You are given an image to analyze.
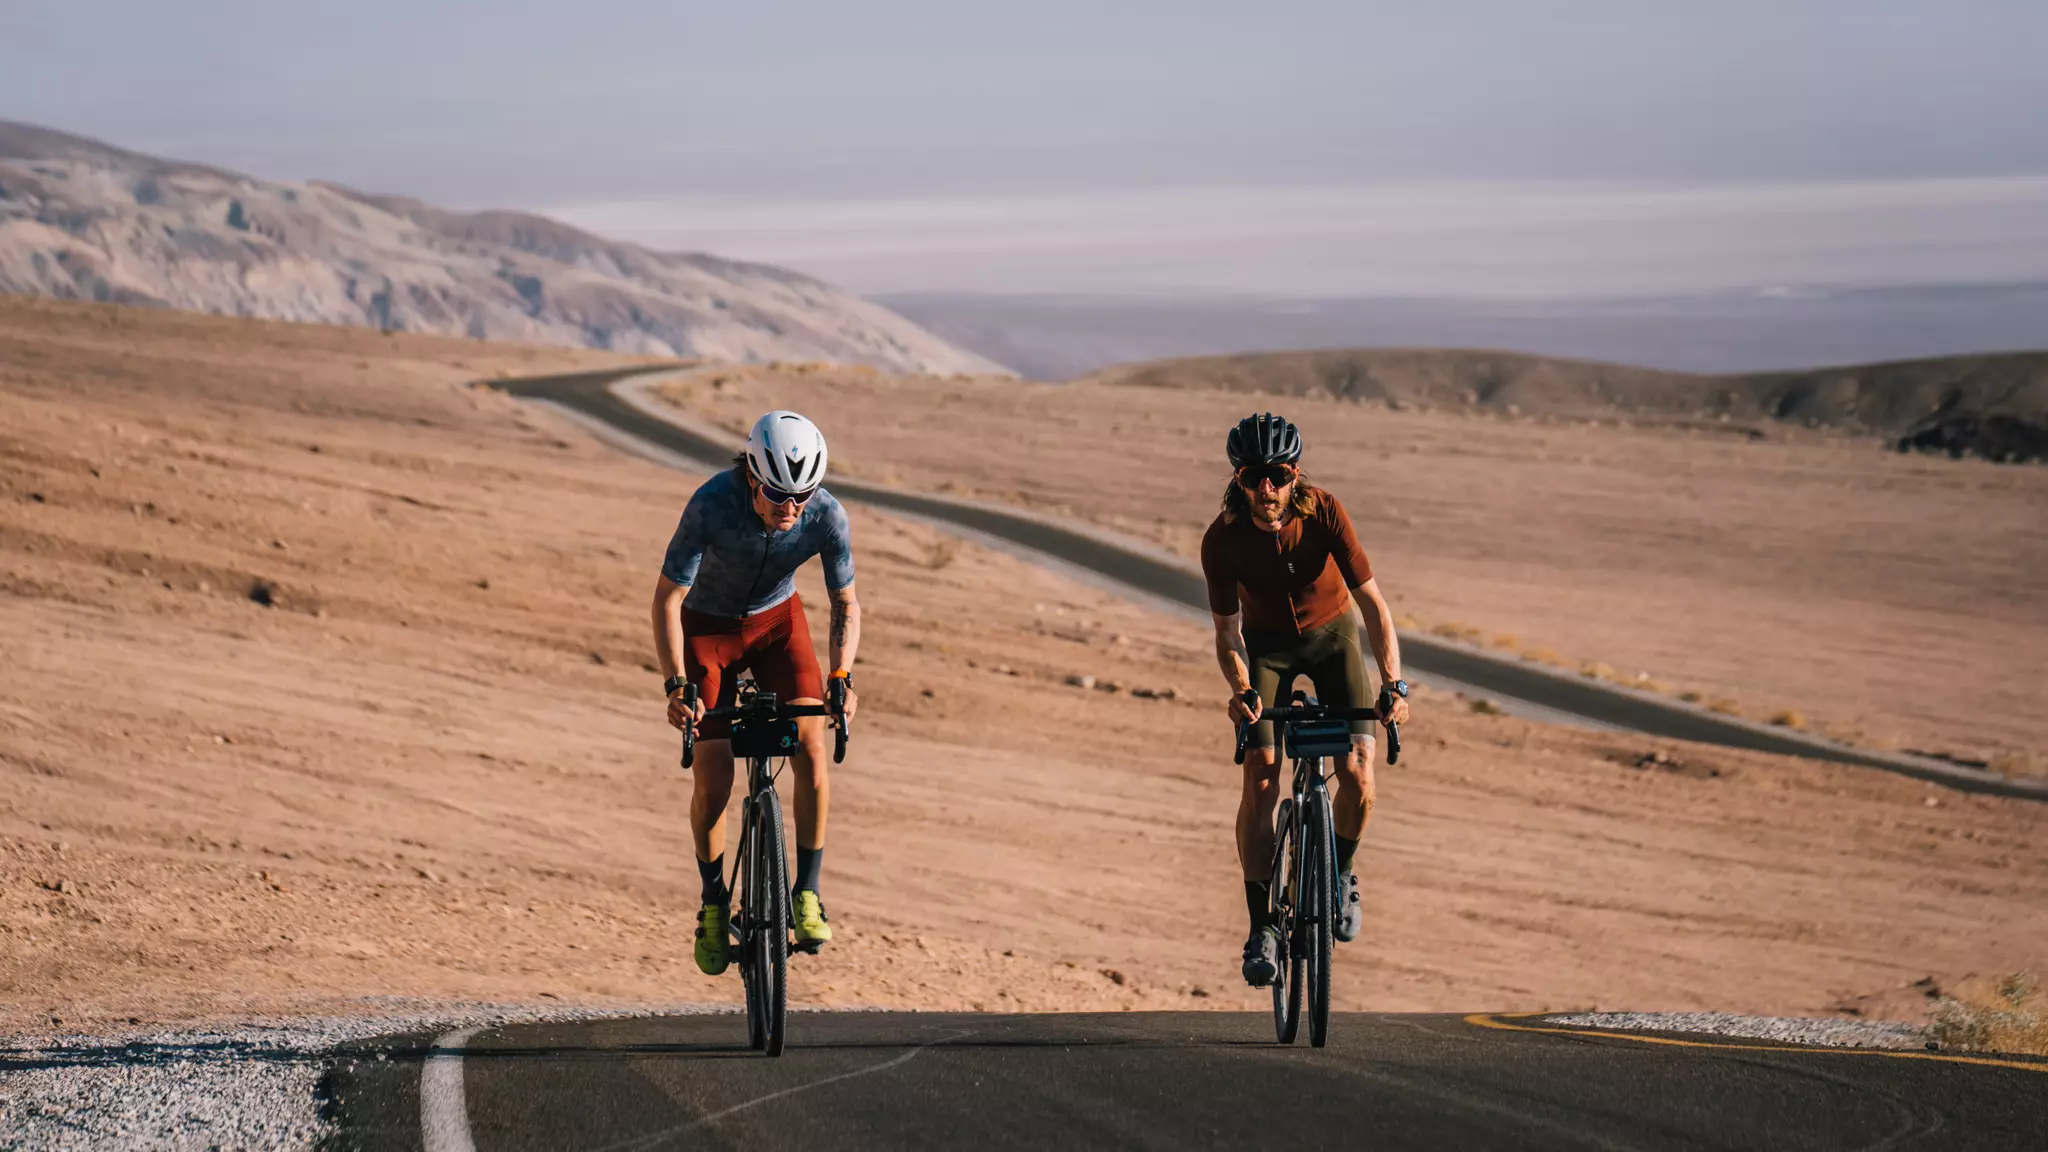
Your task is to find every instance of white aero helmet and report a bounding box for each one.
[744,410,829,494]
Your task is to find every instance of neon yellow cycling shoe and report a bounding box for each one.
[793,890,833,948]
[694,902,730,975]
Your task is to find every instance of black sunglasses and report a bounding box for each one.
[1236,463,1298,490]
[755,477,813,507]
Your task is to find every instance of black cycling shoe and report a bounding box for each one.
[1335,871,1363,943]
[1241,926,1280,987]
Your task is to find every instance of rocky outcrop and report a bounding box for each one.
[0,120,1008,376]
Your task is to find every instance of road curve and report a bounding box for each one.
[323,1010,2047,1150]
[494,366,2045,800]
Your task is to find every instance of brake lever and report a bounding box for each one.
[829,678,850,765]
[679,683,699,770]
[1231,688,1259,765]
[1384,720,1401,766]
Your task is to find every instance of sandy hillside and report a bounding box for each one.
[655,364,2048,771]
[2,299,2043,1036]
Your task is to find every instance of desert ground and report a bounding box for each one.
[655,364,2048,771]
[2,299,2043,1038]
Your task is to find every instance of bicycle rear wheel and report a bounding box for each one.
[752,782,790,1057]
[1304,791,1335,1048]
[1269,798,1302,1044]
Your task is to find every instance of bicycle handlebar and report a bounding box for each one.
[678,685,847,771]
[1232,695,1402,767]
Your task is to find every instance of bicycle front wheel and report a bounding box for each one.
[1270,797,1301,1044]
[1304,791,1335,1048]
[752,782,790,1057]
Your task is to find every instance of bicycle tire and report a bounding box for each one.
[755,782,790,1057]
[738,795,765,1051]
[1270,798,1301,1044]
[1305,791,1334,1048]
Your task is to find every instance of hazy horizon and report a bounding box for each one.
[6,1,2047,300]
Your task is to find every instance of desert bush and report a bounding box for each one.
[925,536,960,570]
[1927,972,2048,1056]
[1768,710,1807,729]
[1707,698,1742,716]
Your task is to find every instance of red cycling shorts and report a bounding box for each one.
[684,595,826,741]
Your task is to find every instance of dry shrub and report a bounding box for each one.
[1580,661,1617,681]
[1768,709,1807,729]
[1928,972,2048,1056]
[1521,646,1562,665]
[1988,748,2046,780]
[1678,690,1704,704]
[1490,633,1518,649]
[925,536,960,570]
[1469,698,1505,716]
[1707,698,1742,716]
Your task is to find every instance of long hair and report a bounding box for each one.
[1221,473,1320,524]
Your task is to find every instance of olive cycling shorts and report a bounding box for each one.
[1244,611,1373,750]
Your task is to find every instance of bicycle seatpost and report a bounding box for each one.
[680,683,699,769]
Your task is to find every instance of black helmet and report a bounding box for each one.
[1226,413,1302,469]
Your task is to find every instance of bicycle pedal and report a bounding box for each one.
[792,940,824,956]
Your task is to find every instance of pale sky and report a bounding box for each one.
[5,1,2046,296]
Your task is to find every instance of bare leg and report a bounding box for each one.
[690,740,736,862]
[788,705,830,850]
[1329,737,1377,842]
[1236,746,1283,880]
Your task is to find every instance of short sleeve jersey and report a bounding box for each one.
[1200,487,1373,637]
[660,469,855,618]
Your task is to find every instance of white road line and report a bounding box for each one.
[595,1028,977,1152]
[421,1027,482,1152]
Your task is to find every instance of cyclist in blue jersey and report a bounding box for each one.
[650,411,861,976]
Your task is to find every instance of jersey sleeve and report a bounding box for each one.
[659,487,711,587]
[818,495,856,591]
[1199,517,1241,616]
[1320,492,1374,588]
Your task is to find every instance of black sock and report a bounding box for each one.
[1336,835,1360,875]
[1244,880,1272,931]
[795,846,823,895]
[697,855,727,905]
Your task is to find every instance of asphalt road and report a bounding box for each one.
[494,366,2045,799]
[323,1010,2048,1150]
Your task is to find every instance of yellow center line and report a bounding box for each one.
[1463,1013,2048,1074]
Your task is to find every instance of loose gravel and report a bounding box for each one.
[1543,1011,1925,1050]
[0,1000,729,1151]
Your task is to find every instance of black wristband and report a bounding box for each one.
[664,675,688,698]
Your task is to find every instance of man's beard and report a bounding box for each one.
[1251,494,1288,527]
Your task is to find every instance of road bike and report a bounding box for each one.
[681,676,849,1056]
[1235,691,1399,1047]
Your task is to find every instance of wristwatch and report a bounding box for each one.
[1381,679,1409,698]
[663,675,689,698]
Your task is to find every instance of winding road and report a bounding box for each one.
[496,365,2044,799]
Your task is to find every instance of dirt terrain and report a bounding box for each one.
[2,299,2043,1036]
[656,364,2048,772]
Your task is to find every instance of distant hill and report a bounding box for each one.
[1078,348,2048,463]
[0,120,1008,376]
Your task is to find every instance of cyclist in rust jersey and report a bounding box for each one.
[1200,412,1411,988]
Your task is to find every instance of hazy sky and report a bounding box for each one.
[6,1,2047,295]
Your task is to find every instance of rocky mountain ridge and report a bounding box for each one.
[0,119,1007,375]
